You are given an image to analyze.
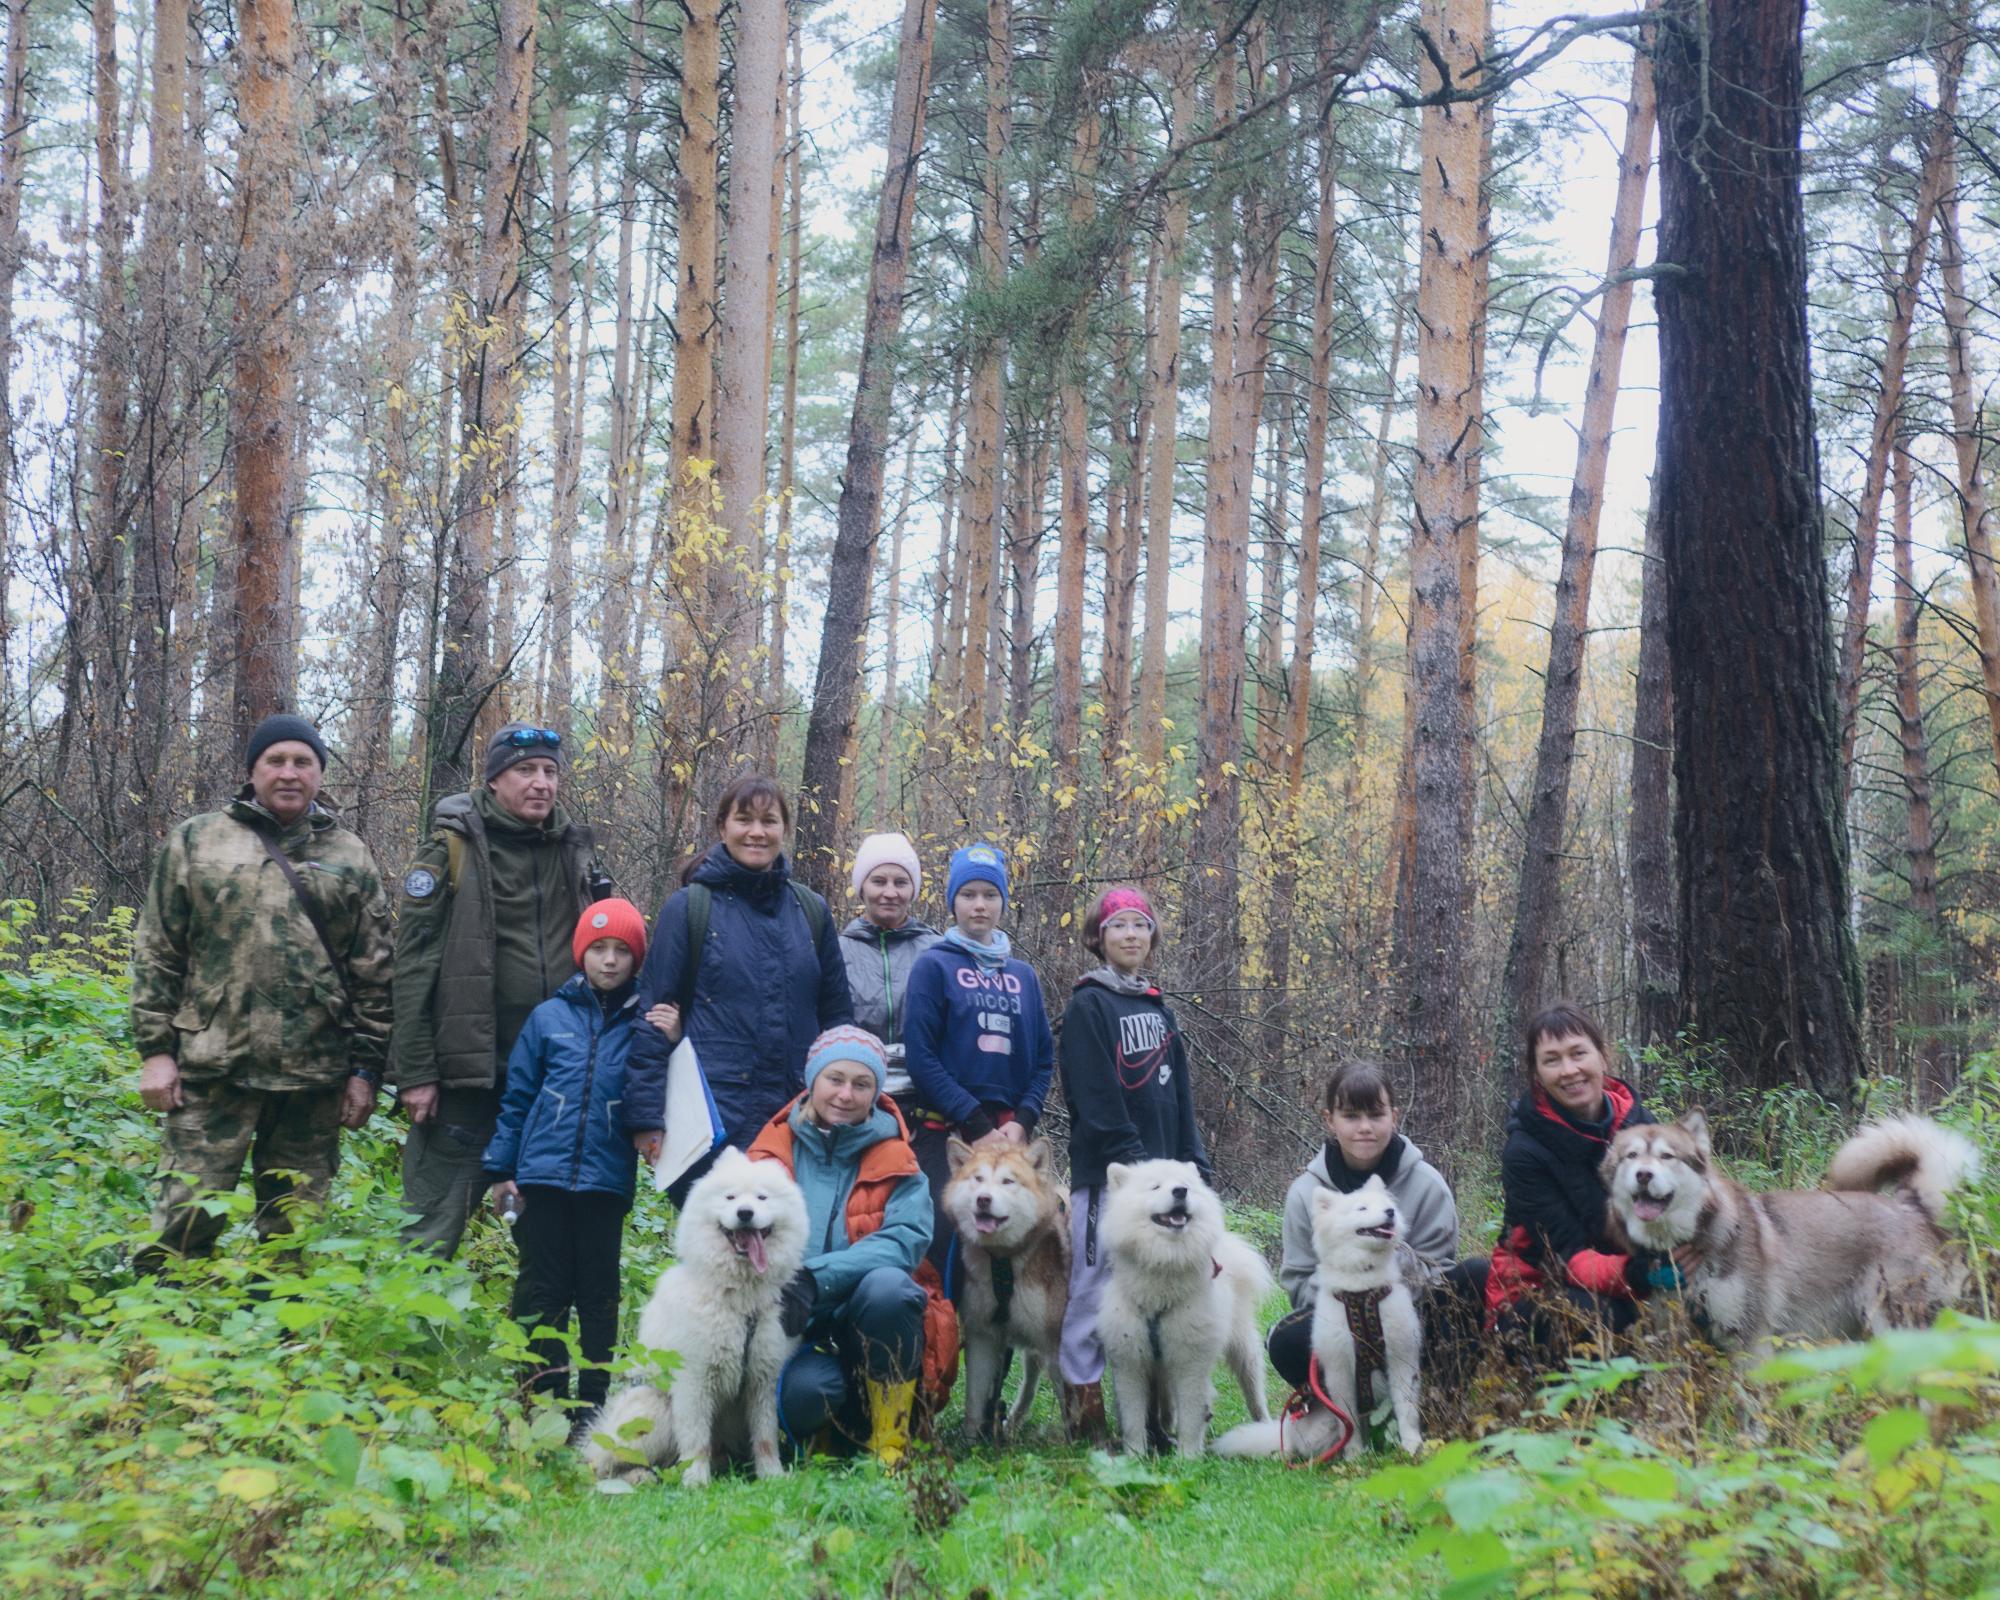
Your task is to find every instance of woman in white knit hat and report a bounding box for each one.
[837,832,941,1128]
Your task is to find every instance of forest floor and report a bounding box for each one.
[7,917,2000,1598]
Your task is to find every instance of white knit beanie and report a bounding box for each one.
[850,831,923,897]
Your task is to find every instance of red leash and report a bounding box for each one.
[1277,1353,1355,1467]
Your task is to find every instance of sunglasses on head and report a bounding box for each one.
[501,728,561,750]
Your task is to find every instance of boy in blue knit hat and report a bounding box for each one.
[900,843,1055,1272]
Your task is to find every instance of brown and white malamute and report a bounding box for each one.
[1601,1111,1977,1351]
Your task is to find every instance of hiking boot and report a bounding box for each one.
[1062,1381,1109,1444]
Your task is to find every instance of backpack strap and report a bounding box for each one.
[679,884,712,1010]
[444,830,465,895]
[678,881,822,1010]
[788,881,828,944]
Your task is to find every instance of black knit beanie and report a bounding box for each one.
[245,713,328,773]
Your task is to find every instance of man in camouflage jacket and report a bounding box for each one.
[130,715,394,1266]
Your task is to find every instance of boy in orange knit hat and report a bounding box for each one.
[485,899,657,1426]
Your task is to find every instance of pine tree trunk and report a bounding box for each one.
[1936,131,2000,788]
[1350,239,1409,789]
[1890,441,1946,1098]
[598,0,645,753]
[1498,19,1656,1038]
[1049,96,1099,922]
[1405,0,1484,1130]
[1628,478,1676,1050]
[959,0,1010,726]
[926,357,966,697]
[670,0,720,518]
[1268,59,1340,1013]
[1833,55,1959,777]
[1135,50,1193,873]
[87,0,130,750]
[1254,388,1290,781]
[424,0,536,798]
[1188,29,1242,995]
[228,0,300,740]
[1654,0,1864,1099]
[770,13,805,735]
[875,419,922,827]
[1097,238,1145,769]
[792,0,936,893]
[127,0,189,827]
[546,91,578,722]
[714,0,784,699]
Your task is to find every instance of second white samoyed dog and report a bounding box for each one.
[1097,1159,1272,1457]
[1215,1176,1421,1460]
[582,1148,809,1484]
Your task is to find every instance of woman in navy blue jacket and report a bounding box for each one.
[484,899,653,1416]
[623,775,852,1199]
[901,843,1054,1270]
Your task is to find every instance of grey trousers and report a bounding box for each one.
[399,1085,501,1258]
[1057,1185,1113,1386]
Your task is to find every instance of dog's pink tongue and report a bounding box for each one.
[1633,1198,1667,1222]
[744,1230,768,1273]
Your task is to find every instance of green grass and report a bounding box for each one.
[424,1452,1429,1600]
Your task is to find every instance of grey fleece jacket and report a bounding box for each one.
[837,915,941,1098]
[1279,1135,1460,1308]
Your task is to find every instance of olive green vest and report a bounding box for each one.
[429,791,599,1087]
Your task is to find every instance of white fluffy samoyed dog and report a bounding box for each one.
[582,1148,809,1485]
[1097,1159,1272,1457]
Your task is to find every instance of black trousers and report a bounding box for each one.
[906,1116,956,1275]
[1267,1257,1491,1391]
[509,1186,629,1407]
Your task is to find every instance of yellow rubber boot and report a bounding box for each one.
[863,1377,917,1469]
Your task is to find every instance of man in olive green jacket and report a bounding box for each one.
[391,723,610,1257]
[130,715,394,1267]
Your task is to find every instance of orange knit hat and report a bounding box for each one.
[573,898,648,967]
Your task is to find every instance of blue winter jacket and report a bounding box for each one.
[902,943,1055,1131]
[483,973,641,1201]
[624,843,853,1149]
[774,1098,932,1314]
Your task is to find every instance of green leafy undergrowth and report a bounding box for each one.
[1366,1319,2000,1598]
[0,910,603,1596]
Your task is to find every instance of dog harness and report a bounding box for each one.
[1336,1286,1391,1418]
[989,1256,1015,1328]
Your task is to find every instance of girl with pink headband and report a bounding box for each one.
[1052,884,1209,1444]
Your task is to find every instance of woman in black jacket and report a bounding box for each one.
[1054,886,1207,1438]
[1485,1001,1678,1355]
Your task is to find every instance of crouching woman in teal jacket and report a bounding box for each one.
[748,1026,951,1466]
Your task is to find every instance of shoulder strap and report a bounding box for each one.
[788,881,828,944]
[444,830,465,894]
[254,828,357,1013]
[680,884,712,1009]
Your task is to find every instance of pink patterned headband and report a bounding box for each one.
[1099,888,1156,927]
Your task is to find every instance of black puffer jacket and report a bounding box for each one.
[1486,1077,1656,1320]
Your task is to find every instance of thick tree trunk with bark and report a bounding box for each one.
[546,91,578,721]
[1498,21,1655,1038]
[768,14,805,746]
[1404,0,1485,1129]
[1628,480,1676,1050]
[425,0,536,799]
[598,0,644,751]
[228,0,300,740]
[1833,54,1958,776]
[1654,0,1864,1099]
[792,0,935,893]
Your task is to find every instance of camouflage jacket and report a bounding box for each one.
[130,791,395,1089]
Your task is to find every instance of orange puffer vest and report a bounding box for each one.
[748,1096,960,1413]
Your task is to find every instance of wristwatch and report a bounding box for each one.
[349,1067,383,1087]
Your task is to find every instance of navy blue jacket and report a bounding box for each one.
[624,843,852,1149]
[483,973,641,1201]
[902,943,1054,1131]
